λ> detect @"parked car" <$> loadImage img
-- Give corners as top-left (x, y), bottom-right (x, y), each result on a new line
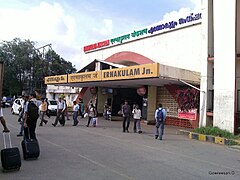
top-left (47, 99), bottom-right (58, 115)
top-left (11, 98), bottom-right (24, 115)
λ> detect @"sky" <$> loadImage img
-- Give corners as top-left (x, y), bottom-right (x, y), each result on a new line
top-left (0, 0), bottom-right (201, 70)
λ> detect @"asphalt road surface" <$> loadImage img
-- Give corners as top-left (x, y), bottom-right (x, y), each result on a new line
top-left (0, 108), bottom-right (240, 180)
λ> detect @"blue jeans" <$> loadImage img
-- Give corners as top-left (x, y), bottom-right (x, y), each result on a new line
top-left (155, 121), bottom-right (164, 139)
top-left (133, 119), bottom-right (141, 132)
top-left (73, 111), bottom-right (78, 125)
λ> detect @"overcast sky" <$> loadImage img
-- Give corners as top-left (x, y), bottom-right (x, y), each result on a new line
top-left (0, 0), bottom-right (201, 70)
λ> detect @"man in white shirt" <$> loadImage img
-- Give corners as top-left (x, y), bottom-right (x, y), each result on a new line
top-left (52, 97), bottom-right (66, 127)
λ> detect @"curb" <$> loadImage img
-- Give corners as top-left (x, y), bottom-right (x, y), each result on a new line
top-left (228, 145), bottom-right (240, 151)
top-left (179, 130), bottom-right (240, 146)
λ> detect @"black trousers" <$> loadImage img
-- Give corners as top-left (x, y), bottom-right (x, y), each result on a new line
top-left (24, 120), bottom-right (37, 139)
top-left (54, 109), bottom-right (64, 125)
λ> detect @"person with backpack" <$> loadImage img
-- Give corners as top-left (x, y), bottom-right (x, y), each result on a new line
top-left (23, 93), bottom-right (41, 139)
top-left (155, 104), bottom-right (166, 140)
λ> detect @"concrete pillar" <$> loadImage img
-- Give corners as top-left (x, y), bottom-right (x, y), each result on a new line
top-left (199, 0), bottom-right (211, 127)
top-left (147, 85), bottom-right (157, 124)
top-left (213, 0), bottom-right (236, 133)
top-left (97, 87), bottom-right (106, 115)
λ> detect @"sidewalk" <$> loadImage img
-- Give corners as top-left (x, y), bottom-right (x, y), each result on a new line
top-left (97, 116), bottom-right (240, 151)
top-left (95, 116), bottom-right (192, 139)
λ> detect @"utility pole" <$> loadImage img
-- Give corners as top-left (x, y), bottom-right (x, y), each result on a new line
top-left (35, 44), bottom-right (52, 95)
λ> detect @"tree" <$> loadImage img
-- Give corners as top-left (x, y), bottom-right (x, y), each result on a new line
top-left (0, 38), bottom-right (76, 97)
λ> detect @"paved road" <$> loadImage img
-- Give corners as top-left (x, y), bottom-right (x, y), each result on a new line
top-left (0, 108), bottom-right (240, 180)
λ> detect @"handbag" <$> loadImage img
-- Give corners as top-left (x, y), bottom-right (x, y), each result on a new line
top-left (118, 110), bottom-right (122, 115)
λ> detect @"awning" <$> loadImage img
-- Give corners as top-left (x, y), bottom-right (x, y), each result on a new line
top-left (44, 63), bottom-right (200, 88)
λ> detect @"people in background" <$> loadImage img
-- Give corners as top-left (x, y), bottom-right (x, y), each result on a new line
top-left (103, 102), bottom-right (111, 120)
top-left (64, 99), bottom-right (70, 121)
top-left (132, 104), bottom-right (142, 134)
top-left (72, 101), bottom-right (79, 126)
top-left (39, 98), bottom-right (48, 126)
top-left (86, 102), bottom-right (97, 127)
top-left (154, 104), bottom-right (167, 140)
top-left (45, 98), bottom-right (50, 118)
top-left (121, 100), bottom-right (131, 133)
top-left (52, 97), bottom-right (66, 127)
top-left (78, 98), bottom-right (84, 118)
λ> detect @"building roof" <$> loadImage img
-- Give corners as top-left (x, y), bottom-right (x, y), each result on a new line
top-left (77, 59), bottom-right (126, 73)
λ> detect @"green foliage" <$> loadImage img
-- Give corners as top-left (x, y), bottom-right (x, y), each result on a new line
top-left (0, 38), bottom-right (77, 96)
top-left (193, 126), bottom-right (239, 140)
top-left (227, 140), bottom-right (238, 146)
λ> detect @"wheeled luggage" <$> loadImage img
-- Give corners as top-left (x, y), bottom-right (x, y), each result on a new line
top-left (1, 132), bottom-right (21, 171)
top-left (21, 129), bottom-right (40, 160)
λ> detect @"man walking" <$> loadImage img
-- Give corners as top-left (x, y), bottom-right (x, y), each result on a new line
top-left (17, 95), bottom-right (29, 137)
top-left (155, 104), bottom-right (166, 140)
top-left (122, 100), bottom-right (131, 133)
top-left (23, 92), bottom-right (40, 139)
top-left (39, 98), bottom-right (48, 126)
top-left (52, 97), bottom-right (66, 127)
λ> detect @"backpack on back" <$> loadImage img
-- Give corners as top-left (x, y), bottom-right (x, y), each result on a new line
top-left (156, 108), bottom-right (164, 122)
top-left (28, 101), bottom-right (39, 121)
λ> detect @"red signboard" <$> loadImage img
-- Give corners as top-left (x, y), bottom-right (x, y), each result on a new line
top-left (178, 109), bottom-right (197, 120)
top-left (84, 40), bottom-right (110, 52)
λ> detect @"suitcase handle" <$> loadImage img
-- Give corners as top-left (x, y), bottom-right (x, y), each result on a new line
top-left (3, 132), bottom-right (12, 149)
top-left (23, 127), bottom-right (30, 140)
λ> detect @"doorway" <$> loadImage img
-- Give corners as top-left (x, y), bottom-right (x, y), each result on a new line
top-left (111, 88), bottom-right (143, 116)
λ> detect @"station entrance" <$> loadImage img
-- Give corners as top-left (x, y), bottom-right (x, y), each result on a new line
top-left (111, 88), bottom-right (144, 117)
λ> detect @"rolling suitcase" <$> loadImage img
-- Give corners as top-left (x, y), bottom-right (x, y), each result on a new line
top-left (21, 129), bottom-right (40, 160)
top-left (1, 132), bottom-right (21, 171)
